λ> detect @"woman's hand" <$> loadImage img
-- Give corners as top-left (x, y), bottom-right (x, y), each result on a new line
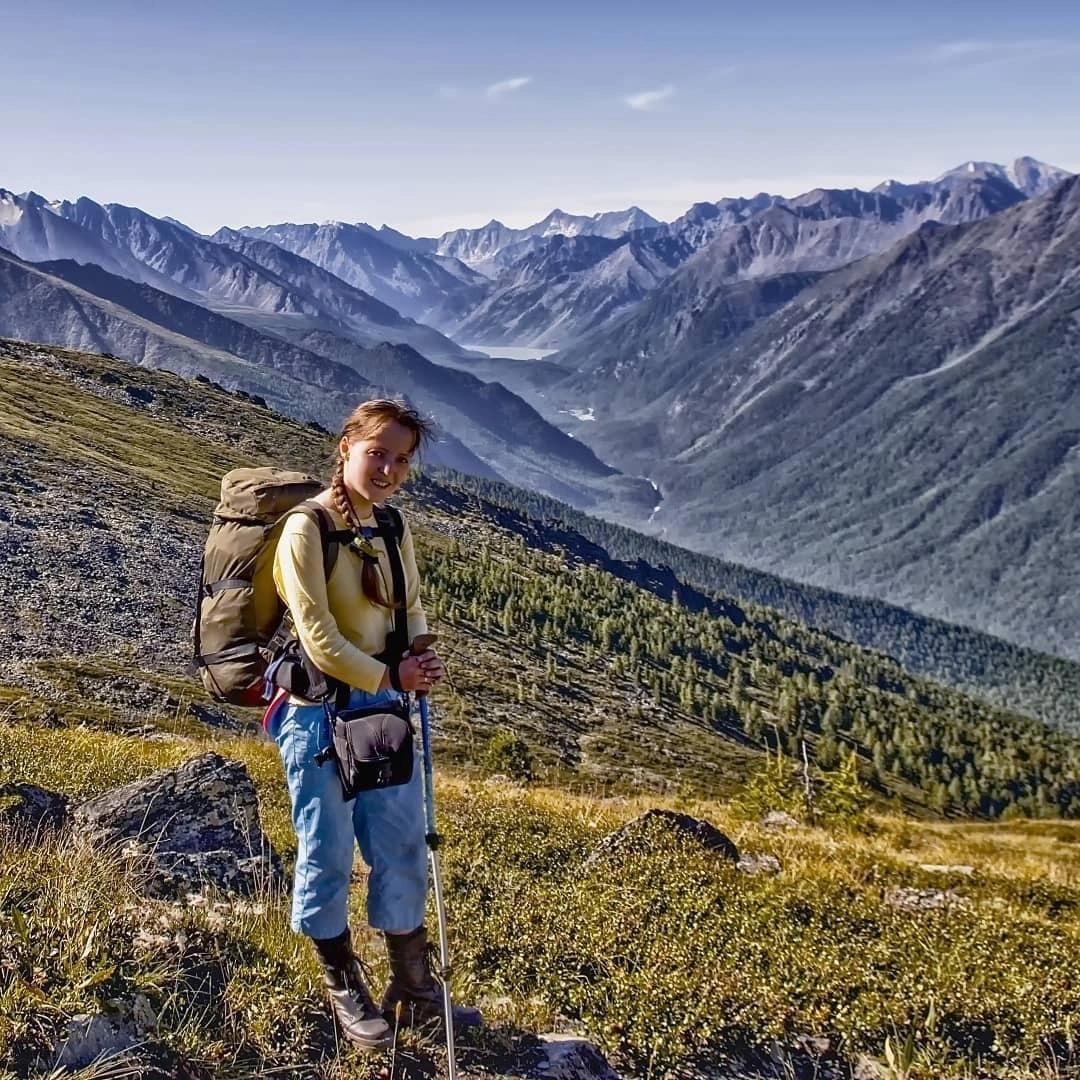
top-left (396, 649), bottom-right (445, 692)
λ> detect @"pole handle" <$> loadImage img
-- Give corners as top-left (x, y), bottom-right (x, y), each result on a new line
top-left (410, 632), bottom-right (438, 655)
top-left (410, 633), bottom-right (438, 698)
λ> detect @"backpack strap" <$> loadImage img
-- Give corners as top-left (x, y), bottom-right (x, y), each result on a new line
top-left (267, 501), bottom-right (352, 710)
top-left (374, 504), bottom-right (408, 668)
top-left (290, 501), bottom-right (342, 580)
top-left (268, 502), bottom-right (407, 707)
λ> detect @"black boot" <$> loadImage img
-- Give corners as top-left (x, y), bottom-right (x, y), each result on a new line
top-left (382, 925), bottom-right (482, 1030)
top-left (312, 928), bottom-right (393, 1050)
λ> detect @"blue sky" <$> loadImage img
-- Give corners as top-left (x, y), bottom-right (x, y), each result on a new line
top-left (3, 0), bottom-right (1079, 235)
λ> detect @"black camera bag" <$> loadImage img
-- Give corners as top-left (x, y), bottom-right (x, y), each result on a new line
top-left (330, 698), bottom-right (414, 797)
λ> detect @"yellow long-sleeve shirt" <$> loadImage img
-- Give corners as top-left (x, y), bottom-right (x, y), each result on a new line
top-left (273, 504), bottom-right (428, 696)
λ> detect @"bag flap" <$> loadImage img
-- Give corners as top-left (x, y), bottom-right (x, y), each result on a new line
top-left (216, 468), bottom-right (323, 522)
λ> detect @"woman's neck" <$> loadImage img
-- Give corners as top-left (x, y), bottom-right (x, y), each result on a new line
top-left (347, 493), bottom-right (374, 521)
top-left (319, 487), bottom-right (374, 522)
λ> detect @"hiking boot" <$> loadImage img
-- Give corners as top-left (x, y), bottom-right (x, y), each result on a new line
top-left (382, 925), bottom-right (483, 1030)
top-left (313, 928), bottom-right (393, 1050)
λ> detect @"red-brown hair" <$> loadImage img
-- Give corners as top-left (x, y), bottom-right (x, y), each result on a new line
top-left (330, 399), bottom-right (433, 609)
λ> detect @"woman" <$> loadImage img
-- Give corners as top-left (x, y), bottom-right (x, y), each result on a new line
top-left (269, 398), bottom-right (478, 1049)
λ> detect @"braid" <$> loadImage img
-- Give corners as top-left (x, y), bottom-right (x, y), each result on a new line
top-left (330, 456), bottom-right (355, 526)
top-left (331, 397), bottom-right (430, 613)
top-left (333, 450), bottom-right (395, 610)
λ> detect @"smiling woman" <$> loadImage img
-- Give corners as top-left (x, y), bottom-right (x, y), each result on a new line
top-left (267, 397), bottom-right (482, 1047)
top-left (338, 408), bottom-right (419, 506)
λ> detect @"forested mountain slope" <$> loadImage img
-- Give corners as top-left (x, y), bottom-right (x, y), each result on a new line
top-left (2, 338), bottom-right (1077, 818)
top-left (551, 176), bottom-right (1080, 661)
top-left (432, 469), bottom-right (1080, 738)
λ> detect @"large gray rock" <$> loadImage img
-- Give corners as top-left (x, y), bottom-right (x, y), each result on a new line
top-left (587, 809), bottom-right (739, 867)
top-left (533, 1034), bottom-right (621, 1080)
top-left (0, 782), bottom-right (68, 832)
top-left (736, 852), bottom-right (782, 876)
top-left (73, 752), bottom-right (284, 899)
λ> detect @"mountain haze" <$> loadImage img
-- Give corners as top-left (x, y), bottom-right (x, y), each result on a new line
top-left (209, 226), bottom-right (471, 361)
top-left (236, 220), bottom-right (487, 324)
top-left (1, 191), bottom-right (197, 299)
top-left (443, 157), bottom-right (1072, 350)
top-left (552, 176), bottom-right (1080, 659)
top-left (0, 247), bottom-right (639, 494)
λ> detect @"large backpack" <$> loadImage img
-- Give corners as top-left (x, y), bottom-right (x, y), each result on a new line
top-left (192, 467), bottom-right (405, 707)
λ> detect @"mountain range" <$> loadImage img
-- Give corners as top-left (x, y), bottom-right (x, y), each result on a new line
top-left (2, 192), bottom-right (470, 362)
top-left (442, 157), bottom-right (1073, 349)
top-left (0, 154), bottom-right (1074, 660)
top-left (234, 219), bottom-right (489, 325)
top-left (543, 174), bottom-right (1080, 659)
top-left (0, 188), bottom-right (640, 505)
top-left (419, 205), bottom-right (661, 275)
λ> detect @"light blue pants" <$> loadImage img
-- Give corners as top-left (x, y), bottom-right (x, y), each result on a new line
top-left (274, 688), bottom-right (428, 939)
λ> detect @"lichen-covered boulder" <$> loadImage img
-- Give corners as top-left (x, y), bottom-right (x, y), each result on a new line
top-left (586, 808), bottom-right (739, 867)
top-left (73, 752), bottom-right (284, 899)
top-left (737, 852), bottom-right (782, 876)
top-left (533, 1034), bottom-right (621, 1080)
top-left (0, 782), bottom-right (69, 832)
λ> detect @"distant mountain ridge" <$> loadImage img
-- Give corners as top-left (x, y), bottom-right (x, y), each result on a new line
top-left (1, 191), bottom-right (473, 363)
top-left (442, 157), bottom-right (1072, 349)
top-left (880, 156), bottom-right (1074, 199)
top-left (235, 220), bottom-right (487, 324)
top-left (547, 175), bottom-right (1080, 660)
top-left (1, 190), bottom-right (198, 299)
top-left (427, 206), bottom-right (660, 275)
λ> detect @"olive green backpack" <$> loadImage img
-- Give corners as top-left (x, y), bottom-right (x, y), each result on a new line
top-left (191, 467), bottom-right (404, 707)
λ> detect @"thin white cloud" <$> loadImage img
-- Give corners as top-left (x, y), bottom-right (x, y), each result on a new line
top-left (625, 85), bottom-right (675, 112)
top-left (926, 40), bottom-right (994, 61)
top-left (919, 38), bottom-right (1080, 65)
top-left (485, 76), bottom-right (532, 100)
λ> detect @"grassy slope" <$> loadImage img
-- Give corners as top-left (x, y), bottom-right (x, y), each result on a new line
top-left (1, 339), bottom-right (1079, 1076)
top-left (2, 715), bottom-right (1079, 1078)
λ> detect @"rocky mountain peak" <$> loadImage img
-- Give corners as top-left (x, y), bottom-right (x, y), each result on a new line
top-left (1008, 155), bottom-right (1075, 197)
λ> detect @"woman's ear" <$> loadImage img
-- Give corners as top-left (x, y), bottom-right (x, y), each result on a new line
top-left (339, 436), bottom-right (350, 461)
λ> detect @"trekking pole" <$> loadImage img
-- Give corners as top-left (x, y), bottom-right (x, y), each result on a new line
top-left (410, 634), bottom-right (458, 1080)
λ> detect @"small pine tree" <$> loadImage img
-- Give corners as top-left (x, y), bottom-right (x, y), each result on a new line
top-left (817, 750), bottom-right (872, 823)
top-left (482, 730), bottom-right (534, 782)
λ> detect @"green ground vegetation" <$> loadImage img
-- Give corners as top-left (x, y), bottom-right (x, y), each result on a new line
top-left (2, 340), bottom-right (1080, 1076)
top-left (432, 468), bottom-right (1080, 737)
top-left (415, 518), bottom-right (1080, 817)
top-left (1, 339), bottom-right (1078, 819)
top-left (1, 706), bottom-right (1079, 1078)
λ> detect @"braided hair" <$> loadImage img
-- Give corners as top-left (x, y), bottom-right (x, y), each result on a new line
top-left (332, 399), bottom-right (433, 610)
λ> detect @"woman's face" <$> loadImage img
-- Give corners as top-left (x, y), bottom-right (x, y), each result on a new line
top-left (341, 420), bottom-right (416, 506)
